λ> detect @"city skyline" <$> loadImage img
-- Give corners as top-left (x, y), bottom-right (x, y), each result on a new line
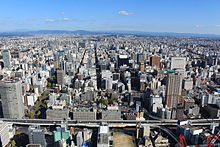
top-left (1, 1), bottom-right (220, 146)
top-left (0, 0), bottom-right (220, 34)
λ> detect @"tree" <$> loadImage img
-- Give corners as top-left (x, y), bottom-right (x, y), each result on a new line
top-left (47, 82), bottom-right (52, 87)
top-left (100, 98), bottom-right (108, 105)
top-left (28, 111), bottom-right (35, 118)
top-left (11, 140), bottom-right (16, 147)
top-left (36, 110), bottom-right (41, 116)
top-left (42, 103), bottom-right (47, 108)
top-left (43, 90), bottom-right (50, 96)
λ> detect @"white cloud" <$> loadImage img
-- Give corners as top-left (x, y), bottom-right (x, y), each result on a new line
top-left (195, 25), bottom-right (206, 28)
top-left (45, 19), bottom-right (55, 23)
top-left (62, 18), bottom-right (72, 21)
top-left (118, 11), bottom-right (134, 16)
top-left (60, 12), bottom-right (65, 15)
top-left (216, 24), bottom-right (220, 27)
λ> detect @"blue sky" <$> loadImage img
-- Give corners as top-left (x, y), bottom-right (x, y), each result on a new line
top-left (0, 0), bottom-right (220, 34)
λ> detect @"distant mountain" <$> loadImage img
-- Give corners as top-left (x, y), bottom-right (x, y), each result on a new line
top-left (28, 30), bottom-right (93, 34)
top-left (0, 30), bottom-right (220, 38)
top-left (0, 30), bottom-right (94, 35)
top-left (96, 30), bottom-right (220, 38)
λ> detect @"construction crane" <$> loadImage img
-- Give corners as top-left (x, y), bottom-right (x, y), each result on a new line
top-left (209, 130), bottom-right (220, 145)
top-left (199, 130), bottom-right (220, 147)
top-left (179, 135), bottom-right (187, 147)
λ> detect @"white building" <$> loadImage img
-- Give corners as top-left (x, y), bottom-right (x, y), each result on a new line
top-left (0, 123), bottom-right (15, 147)
top-left (170, 57), bottom-right (186, 70)
top-left (2, 50), bottom-right (11, 68)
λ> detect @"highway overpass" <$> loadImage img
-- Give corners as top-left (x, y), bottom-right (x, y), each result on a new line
top-left (1, 118), bottom-right (220, 127)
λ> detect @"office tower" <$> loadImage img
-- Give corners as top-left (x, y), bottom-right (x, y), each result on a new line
top-left (53, 127), bottom-right (70, 143)
top-left (131, 70), bottom-right (140, 91)
top-left (170, 57), bottom-right (186, 70)
top-left (102, 78), bottom-right (112, 90)
top-left (101, 70), bottom-right (113, 90)
top-left (165, 73), bottom-right (183, 108)
top-left (2, 50), bottom-right (11, 68)
top-left (87, 58), bottom-right (93, 68)
top-left (150, 56), bottom-right (161, 67)
top-left (113, 73), bottom-right (120, 81)
top-left (76, 132), bottom-right (83, 147)
top-left (57, 70), bottom-right (65, 85)
top-left (0, 81), bottom-right (24, 119)
top-left (139, 63), bottom-right (145, 72)
top-left (0, 123), bottom-right (14, 147)
top-left (117, 55), bottom-right (129, 67)
top-left (97, 126), bottom-right (110, 147)
top-left (137, 53), bottom-right (145, 64)
top-left (183, 78), bottom-right (194, 91)
top-left (28, 126), bottom-right (47, 147)
top-left (131, 53), bottom-right (138, 62)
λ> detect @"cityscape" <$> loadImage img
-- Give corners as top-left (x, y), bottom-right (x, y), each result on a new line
top-left (1, 0), bottom-right (220, 147)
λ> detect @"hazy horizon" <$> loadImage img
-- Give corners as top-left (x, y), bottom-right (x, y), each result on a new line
top-left (0, 0), bottom-right (220, 34)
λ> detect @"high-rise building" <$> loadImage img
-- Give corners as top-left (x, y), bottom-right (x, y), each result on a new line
top-left (28, 126), bottom-right (47, 147)
top-left (183, 78), bottom-right (194, 91)
top-left (117, 55), bottom-right (129, 67)
top-left (0, 80), bottom-right (24, 119)
top-left (170, 57), bottom-right (186, 70)
top-left (76, 132), bottom-right (83, 147)
top-left (2, 50), bottom-right (11, 68)
top-left (139, 63), bottom-right (145, 72)
top-left (137, 53), bottom-right (145, 64)
top-left (53, 127), bottom-right (70, 143)
top-left (97, 126), bottom-right (110, 147)
top-left (150, 56), bottom-right (160, 67)
top-left (165, 73), bottom-right (183, 108)
top-left (0, 123), bottom-right (15, 147)
top-left (57, 70), bottom-right (65, 85)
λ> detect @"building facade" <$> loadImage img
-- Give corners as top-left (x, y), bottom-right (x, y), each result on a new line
top-left (28, 126), bottom-right (47, 147)
top-left (0, 80), bottom-right (24, 119)
top-left (150, 56), bottom-right (161, 67)
top-left (165, 73), bottom-right (183, 108)
top-left (170, 57), bottom-right (186, 70)
top-left (2, 50), bottom-right (11, 68)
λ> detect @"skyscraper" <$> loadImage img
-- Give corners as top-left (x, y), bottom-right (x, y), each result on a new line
top-left (150, 56), bottom-right (161, 67)
top-left (137, 53), bottom-right (145, 64)
top-left (57, 70), bottom-right (65, 85)
top-left (165, 73), bottom-right (182, 108)
top-left (170, 57), bottom-right (186, 70)
top-left (2, 50), bottom-right (11, 68)
top-left (0, 80), bottom-right (24, 119)
top-left (117, 55), bottom-right (129, 67)
top-left (28, 126), bottom-right (47, 147)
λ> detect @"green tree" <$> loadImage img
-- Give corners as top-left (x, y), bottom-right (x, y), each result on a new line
top-left (28, 111), bottom-right (35, 118)
top-left (36, 110), bottom-right (41, 116)
top-left (47, 82), bottom-right (52, 87)
top-left (43, 90), bottom-right (50, 96)
top-left (42, 103), bottom-right (47, 108)
top-left (11, 140), bottom-right (16, 147)
top-left (100, 99), bottom-right (108, 105)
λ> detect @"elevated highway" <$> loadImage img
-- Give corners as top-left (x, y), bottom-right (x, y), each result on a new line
top-left (1, 118), bottom-right (220, 127)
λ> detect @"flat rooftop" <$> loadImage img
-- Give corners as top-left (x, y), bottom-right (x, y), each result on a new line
top-left (113, 132), bottom-right (135, 147)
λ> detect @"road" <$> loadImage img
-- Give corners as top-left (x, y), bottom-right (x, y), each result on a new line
top-left (1, 118), bottom-right (220, 127)
top-left (71, 48), bottom-right (86, 88)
